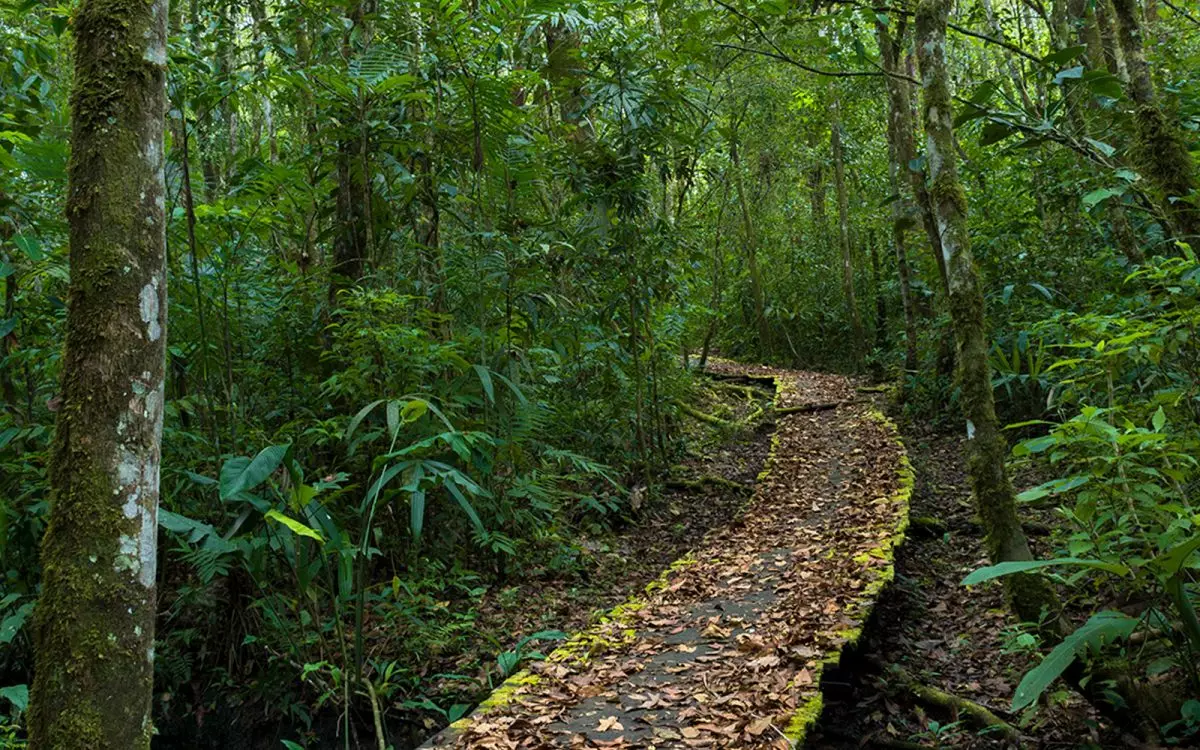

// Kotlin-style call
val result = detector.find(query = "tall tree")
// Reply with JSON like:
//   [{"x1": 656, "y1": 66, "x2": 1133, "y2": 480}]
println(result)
[
  {"x1": 1110, "y1": 0, "x2": 1200, "y2": 241},
  {"x1": 830, "y1": 98, "x2": 864, "y2": 365},
  {"x1": 28, "y1": 0, "x2": 168, "y2": 744},
  {"x1": 876, "y1": 18, "x2": 919, "y2": 373},
  {"x1": 915, "y1": 0, "x2": 1059, "y2": 627}
]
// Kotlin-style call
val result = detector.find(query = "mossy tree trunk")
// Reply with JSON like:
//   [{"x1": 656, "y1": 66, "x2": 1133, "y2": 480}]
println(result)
[
  {"x1": 28, "y1": 0, "x2": 169, "y2": 742},
  {"x1": 731, "y1": 135, "x2": 769, "y2": 354},
  {"x1": 877, "y1": 18, "x2": 919, "y2": 374},
  {"x1": 1110, "y1": 0, "x2": 1200, "y2": 242},
  {"x1": 830, "y1": 99, "x2": 865, "y2": 367},
  {"x1": 915, "y1": 0, "x2": 1061, "y2": 627},
  {"x1": 1071, "y1": 0, "x2": 1145, "y2": 265}
]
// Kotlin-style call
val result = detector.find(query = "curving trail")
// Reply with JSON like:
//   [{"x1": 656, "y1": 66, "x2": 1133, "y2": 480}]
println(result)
[{"x1": 423, "y1": 364, "x2": 911, "y2": 749}]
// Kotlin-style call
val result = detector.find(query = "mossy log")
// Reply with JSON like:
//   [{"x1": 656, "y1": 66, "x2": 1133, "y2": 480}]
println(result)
[
  {"x1": 664, "y1": 474, "x2": 754, "y2": 494},
  {"x1": 888, "y1": 665, "x2": 1020, "y2": 741},
  {"x1": 776, "y1": 399, "x2": 867, "y2": 415},
  {"x1": 675, "y1": 399, "x2": 737, "y2": 427}
]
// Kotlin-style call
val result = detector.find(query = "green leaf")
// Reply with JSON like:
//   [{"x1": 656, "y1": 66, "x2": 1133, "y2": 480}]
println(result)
[
  {"x1": 158, "y1": 509, "x2": 219, "y2": 544},
  {"x1": 1152, "y1": 406, "x2": 1166, "y2": 432},
  {"x1": 0, "y1": 602, "x2": 33, "y2": 645},
  {"x1": 445, "y1": 480, "x2": 485, "y2": 533},
  {"x1": 1042, "y1": 45, "x2": 1086, "y2": 67},
  {"x1": 0, "y1": 684, "x2": 28, "y2": 714},
  {"x1": 1012, "y1": 611, "x2": 1137, "y2": 711},
  {"x1": 980, "y1": 121, "x2": 1015, "y2": 147},
  {"x1": 1150, "y1": 533, "x2": 1200, "y2": 576},
  {"x1": 962, "y1": 558, "x2": 1130, "y2": 586},
  {"x1": 473, "y1": 364, "x2": 495, "y2": 403},
  {"x1": 1083, "y1": 72, "x2": 1123, "y2": 99},
  {"x1": 1053, "y1": 66, "x2": 1084, "y2": 85},
  {"x1": 1082, "y1": 187, "x2": 1123, "y2": 208},
  {"x1": 220, "y1": 444, "x2": 289, "y2": 501},
  {"x1": 401, "y1": 398, "x2": 429, "y2": 423},
  {"x1": 264, "y1": 509, "x2": 325, "y2": 543},
  {"x1": 410, "y1": 488, "x2": 426, "y2": 538},
  {"x1": 1084, "y1": 137, "x2": 1116, "y2": 157},
  {"x1": 1016, "y1": 475, "x2": 1090, "y2": 502},
  {"x1": 346, "y1": 399, "x2": 386, "y2": 443},
  {"x1": 12, "y1": 234, "x2": 43, "y2": 261}
]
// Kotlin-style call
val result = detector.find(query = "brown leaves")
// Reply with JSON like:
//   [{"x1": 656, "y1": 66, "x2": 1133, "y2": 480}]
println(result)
[{"x1": 434, "y1": 367, "x2": 908, "y2": 749}]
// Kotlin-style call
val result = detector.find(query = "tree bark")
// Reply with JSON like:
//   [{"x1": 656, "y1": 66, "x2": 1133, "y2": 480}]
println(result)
[
  {"x1": 1110, "y1": 0, "x2": 1200, "y2": 242},
  {"x1": 29, "y1": 0, "x2": 168, "y2": 742},
  {"x1": 830, "y1": 99, "x2": 865, "y2": 366},
  {"x1": 877, "y1": 19, "x2": 920, "y2": 373},
  {"x1": 731, "y1": 136, "x2": 769, "y2": 354},
  {"x1": 915, "y1": 0, "x2": 1061, "y2": 627}
]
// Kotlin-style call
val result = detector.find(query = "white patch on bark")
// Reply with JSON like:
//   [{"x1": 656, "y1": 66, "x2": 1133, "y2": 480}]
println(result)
[
  {"x1": 139, "y1": 279, "x2": 161, "y2": 342},
  {"x1": 115, "y1": 533, "x2": 140, "y2": 576},
  {"x1": 138, "y1": 499, "x2": 157, "y2": 588},
  {"x1": 143, "y1": 0, "x2": 168, "y2": 66}
]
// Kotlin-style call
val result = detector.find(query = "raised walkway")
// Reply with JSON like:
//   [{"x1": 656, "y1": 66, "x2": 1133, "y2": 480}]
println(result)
[{"x1": 423, "y1": 364, "x2": 912, "y2": 749}]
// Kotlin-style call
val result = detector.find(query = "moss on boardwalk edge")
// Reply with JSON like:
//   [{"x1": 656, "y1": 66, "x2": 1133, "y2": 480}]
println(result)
[
  {"x1": 421, "y1": 378, "x2": 912, "y2": 749},
  {"x1": 422, "y1": 371, "x2": 784, "y2": 748},
  {"x1": 782, "y1": 407, "x2": 913, "y2": 745}
]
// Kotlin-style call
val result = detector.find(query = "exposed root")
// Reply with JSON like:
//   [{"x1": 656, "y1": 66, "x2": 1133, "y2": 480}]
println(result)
[{"x1": 886, "y1": 665, "x2": 1020, "y2": 741}]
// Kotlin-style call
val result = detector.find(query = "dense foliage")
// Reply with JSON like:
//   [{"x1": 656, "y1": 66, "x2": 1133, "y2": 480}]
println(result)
[{"x1": 2, "y1": 0, "x2": 1200, "y2": 744}]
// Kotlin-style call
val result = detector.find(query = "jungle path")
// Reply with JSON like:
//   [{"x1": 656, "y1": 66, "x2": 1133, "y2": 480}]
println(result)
[{"x1": 422, "y1": 363, "x2": 912, "y2": 749}]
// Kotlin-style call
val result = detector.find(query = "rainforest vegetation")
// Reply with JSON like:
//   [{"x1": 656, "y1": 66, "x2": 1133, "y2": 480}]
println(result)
[{"x1": 1, "y1": 0, "x2": 1200, "y2": 744}]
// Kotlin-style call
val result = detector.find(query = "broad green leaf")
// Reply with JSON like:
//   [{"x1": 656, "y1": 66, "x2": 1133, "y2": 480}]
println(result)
[
  {"x1": 410, "y1": 488, "x2": 426, "y2": 538},
  {"x1": 445, "y1": 480, "x2": 484, "y2": 533},
  {"x1": 962, "y1": 558, "x2": 1130, "y2": 586},
  {"x1": 0, "y1": 602, "x2": 33, "y2": 645},
  {"x1": 264, "y1": 509, "x2": 325, "y2": 543},
  {"x1": 1152, "y1": 406, "x2": 1166, "y2": 432},
  {"x1": 1053, "y1": 66, "x2": 1084, "y2": 85},
  {"x1": 346, "y1": 399, "x2": 386, "y2": 443},
  {"x1": 1042, "y1": 45, "x2": 1086, "y2": 67},
  {"x1": 473, "y1": 364, "x2": 495, "y2": 403},
  {"x1": 1016, "y1": 475, "x2": 1090, "y2": 502},
  {"x1": 12, "y1": 234, "x2": 43, "y2": 261},
  {"x1": 1150, "y1": 533, "x2": 1200, "y2": 576},
  {"x1": 0, "y1": 684, "x2": 28, "y2": 714},
  {"x1": 158, "y1": 509, "x2": 219, "y2": 544},
  {"x1": 1084, "y1": 137, "x2": 1116, "y2": 157},
  {"x1": 1082, "y1": 187, "x2": 1123, "y2": 208},
  {"x1": 1012, "y1": 611, "x2": 1137, "y2": 711},
  {"x1": 220, "y1": 444, "x2": 289, "y2": 501}
]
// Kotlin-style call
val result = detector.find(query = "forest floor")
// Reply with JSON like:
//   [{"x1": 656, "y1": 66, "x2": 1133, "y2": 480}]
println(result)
[
  {"x1": 419, "y1": 364, "x2": 910, "y2": 748},
  {"x1": 808, "y1": 431, "x2": 1122, "y2": 750}
]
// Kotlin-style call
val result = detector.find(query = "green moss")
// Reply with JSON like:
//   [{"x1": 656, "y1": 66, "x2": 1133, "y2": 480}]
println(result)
[{"x1": 783, "y1": 692, "x2": 824, "y2": 742}]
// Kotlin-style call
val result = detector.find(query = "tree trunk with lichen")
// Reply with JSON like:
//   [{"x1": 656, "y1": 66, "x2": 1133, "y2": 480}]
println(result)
[
  {"x1": 1110, "y1": 0, "x2": 1200, "y2": 242},
  {"x1": 877, "y1": 19, "x2": 919, "y2": 374},
  {"x1": 28, "y1": 0, "x2": 168, "y2": 743},
  {"x1": 1071, "y1": 0, "x2": 1145, "y2": 265},
  {"x1": 915, "y1": 0, "x2": 1061, "y2": 627},
  {"x1": 830, "y1": 99, "x2": 865, "y2": 367}
]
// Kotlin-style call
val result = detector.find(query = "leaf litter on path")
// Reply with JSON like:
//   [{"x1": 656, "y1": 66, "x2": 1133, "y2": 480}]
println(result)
[{"x1": 423, "y1": 366, "x2": 910, "y2": 749}]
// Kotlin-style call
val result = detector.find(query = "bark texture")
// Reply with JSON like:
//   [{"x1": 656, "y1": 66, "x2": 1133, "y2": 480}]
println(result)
[
  {"x1": 915, "y1": 0, "x2": 1060, "y2": 626},
  {"x1": 1110, "y1": 0, "x2": 1200, "y2": 241},
  {"x1": 830, "y1": 100, "x2": 864, "y2": 365},
  {"x1": 29, "y1": 0, "x2": 168, "y2": 743},
  {"x1": 877, "y1": 19, "x2": 919, "y2": 373}
]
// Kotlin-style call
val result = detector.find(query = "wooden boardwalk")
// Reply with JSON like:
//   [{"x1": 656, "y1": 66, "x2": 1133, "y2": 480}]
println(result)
[{"x1": 423, "y1": 366, "x2": 912, "y2": 749}]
